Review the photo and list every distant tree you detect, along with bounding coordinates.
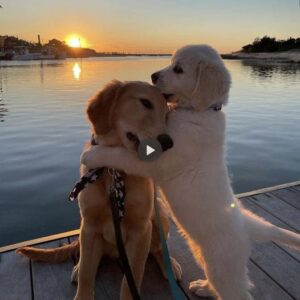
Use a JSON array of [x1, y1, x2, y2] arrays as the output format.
[[44, 39, 68, 51], [4, 36, 38, 51], [241, 36, 300, 53]]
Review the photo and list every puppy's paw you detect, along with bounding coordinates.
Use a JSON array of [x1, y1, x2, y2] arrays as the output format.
[[80, 146, 101, 169], [80, 150, 91, 167], [170, 256, 182, 281], [189, 279, 213, 297], [71, 264, 79, 284]]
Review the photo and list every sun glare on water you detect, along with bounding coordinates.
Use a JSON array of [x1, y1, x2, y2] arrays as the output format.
[[72, 63, 81, 80]]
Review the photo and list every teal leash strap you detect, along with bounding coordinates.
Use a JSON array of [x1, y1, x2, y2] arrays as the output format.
[[153, 181, 186, 300]]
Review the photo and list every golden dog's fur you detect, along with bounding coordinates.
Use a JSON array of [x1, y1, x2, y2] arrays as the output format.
[[17, 81, 181, 300]]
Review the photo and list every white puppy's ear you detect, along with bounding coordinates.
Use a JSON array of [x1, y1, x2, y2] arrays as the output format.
[[192, 61, 231, 111]]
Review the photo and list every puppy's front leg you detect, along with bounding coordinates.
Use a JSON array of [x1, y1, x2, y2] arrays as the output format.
[[81, 146, 161, 178], [120, 221, 152, 300]]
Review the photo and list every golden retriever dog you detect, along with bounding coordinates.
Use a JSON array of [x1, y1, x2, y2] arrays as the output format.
[[82, 46, 300, 300], [17, 80, 181, 300]]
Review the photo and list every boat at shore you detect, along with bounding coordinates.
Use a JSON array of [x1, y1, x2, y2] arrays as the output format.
[[0, 51, 14, 60], [12, 47, 66, 61], [0, 46, 66, 61], [13, 52, 42, 60]]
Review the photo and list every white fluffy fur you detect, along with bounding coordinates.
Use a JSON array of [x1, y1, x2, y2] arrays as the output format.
[[82, 45, 300, 300]]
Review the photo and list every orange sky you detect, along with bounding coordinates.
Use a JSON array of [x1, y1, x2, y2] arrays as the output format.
[[0, 0, 299, 53]]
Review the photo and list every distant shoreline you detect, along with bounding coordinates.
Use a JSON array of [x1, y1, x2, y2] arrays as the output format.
[[92, 51, 300, 63], [221, 50, 300, 63], [93, 53, 171, 57], [2, 51, 300, 63]]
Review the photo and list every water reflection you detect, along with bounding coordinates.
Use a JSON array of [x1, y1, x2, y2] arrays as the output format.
[[0, 61, 64, 69], [40, 60, 44, 85], [242, 60, 300, 79], [0, 70, 4, 122], [72, 62, 82, 80], [0, 81, 7, 122]]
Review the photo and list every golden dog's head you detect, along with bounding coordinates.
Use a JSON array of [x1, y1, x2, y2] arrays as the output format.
[[87, 80, 173, 152]]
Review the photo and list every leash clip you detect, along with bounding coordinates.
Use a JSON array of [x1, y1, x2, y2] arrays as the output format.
[[107, 168, 115, 177]]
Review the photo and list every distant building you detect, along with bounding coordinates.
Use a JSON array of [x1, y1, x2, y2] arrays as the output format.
[[0, 36, 7, 49]]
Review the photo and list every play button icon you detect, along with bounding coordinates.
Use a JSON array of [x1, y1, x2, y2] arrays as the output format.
[[138, 138, 162, 161], [146, 145, 155, 156]]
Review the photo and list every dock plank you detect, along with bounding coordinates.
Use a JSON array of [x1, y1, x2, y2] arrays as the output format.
[[241, 197, 300, 299], [251, 193, 300, 231], [241, 197, 300, 261], [248, 261, 294, 300], [270, 188, 300, 210], [1, 181, 300, 300], [0, 250, 32, 300], [31, 239, 76, 300], [291, 184, 300, 192], [169, 221, 295, 300], [68, 224, 294, 300], [251, 242, 300, 299], [69, 235, 172, 299]]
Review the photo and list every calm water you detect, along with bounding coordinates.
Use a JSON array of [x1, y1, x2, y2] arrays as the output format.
[[0, 57, 299, 246]]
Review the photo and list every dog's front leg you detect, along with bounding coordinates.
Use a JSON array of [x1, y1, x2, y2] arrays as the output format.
[[74, 225, 103, 300], [120, 221, 152, 300]]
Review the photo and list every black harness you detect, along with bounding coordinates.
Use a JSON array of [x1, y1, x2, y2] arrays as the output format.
[[69, 137, 126, 219], [69, 167, 126, 220]]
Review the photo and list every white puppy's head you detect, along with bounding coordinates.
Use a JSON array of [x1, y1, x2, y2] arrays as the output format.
[[151, 45, 231, 111]]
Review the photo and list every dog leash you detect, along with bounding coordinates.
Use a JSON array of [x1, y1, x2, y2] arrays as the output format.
[[109, 169, 141, 300], [153, 181, 190, 300]]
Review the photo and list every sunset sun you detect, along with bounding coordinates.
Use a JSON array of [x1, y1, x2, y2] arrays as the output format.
[[66, 35, 87, 48]]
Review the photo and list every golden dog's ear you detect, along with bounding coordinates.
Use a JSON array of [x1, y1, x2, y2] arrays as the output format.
[[87, 80, 123, 134], [192, 61, 231, 111]]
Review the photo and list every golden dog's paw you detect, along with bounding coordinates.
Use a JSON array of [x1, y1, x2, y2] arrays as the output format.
[[170, 256, 182, 281], [189, 279, 213, 297]]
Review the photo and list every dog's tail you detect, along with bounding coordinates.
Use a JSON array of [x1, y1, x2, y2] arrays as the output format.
[[16, 239, 79, 263], [242, 209, 300, 251]]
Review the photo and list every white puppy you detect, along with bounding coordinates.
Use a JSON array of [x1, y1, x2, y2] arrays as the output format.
[[81, 45, 300, 300]]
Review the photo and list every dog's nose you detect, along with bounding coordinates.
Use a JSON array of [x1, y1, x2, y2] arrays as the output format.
[[151, 72, 160, 84], [157, 134, 173, 152]]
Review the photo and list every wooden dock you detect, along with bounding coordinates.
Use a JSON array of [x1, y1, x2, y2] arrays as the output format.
[[1, 181, 300, 300]]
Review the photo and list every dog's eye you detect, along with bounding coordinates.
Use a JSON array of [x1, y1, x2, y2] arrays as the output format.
[[140, 98, 153, 110], [173, 65, 183, 74], [127, 132, 135, 140]]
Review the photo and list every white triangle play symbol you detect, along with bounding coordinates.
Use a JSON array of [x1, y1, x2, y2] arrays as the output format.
[[146, 145, 155, 156]]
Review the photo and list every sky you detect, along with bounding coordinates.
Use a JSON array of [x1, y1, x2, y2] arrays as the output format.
[[0, 0, 299, 53]]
